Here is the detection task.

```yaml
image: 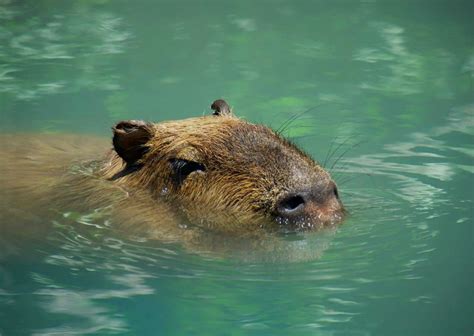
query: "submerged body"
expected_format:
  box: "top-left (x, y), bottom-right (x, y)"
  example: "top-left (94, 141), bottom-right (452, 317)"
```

top-left (0, 100), bottom-right (344, 255)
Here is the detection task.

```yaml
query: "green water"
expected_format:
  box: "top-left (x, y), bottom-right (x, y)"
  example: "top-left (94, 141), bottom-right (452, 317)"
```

top-left (1, 0), bottom-right (473, 335)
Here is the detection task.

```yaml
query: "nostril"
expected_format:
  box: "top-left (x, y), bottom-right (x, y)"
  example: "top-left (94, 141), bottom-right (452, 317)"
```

top-left (278, 195), bottom-right (306, 214)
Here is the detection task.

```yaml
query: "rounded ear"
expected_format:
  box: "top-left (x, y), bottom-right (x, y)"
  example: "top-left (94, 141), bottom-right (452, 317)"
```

top-left (112, 120), bottom-right (154, 164)
top-left (211, 99), bottom-right (233, 116)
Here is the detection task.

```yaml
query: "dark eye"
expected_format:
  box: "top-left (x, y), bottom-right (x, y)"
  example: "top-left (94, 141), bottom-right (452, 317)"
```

top-left (333, 185), bottom-right (339, 199)
top-left (169, 158), bottom-right (206, 186)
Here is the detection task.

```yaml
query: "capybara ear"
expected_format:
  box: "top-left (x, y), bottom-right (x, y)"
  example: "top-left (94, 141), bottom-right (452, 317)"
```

top-left (210, 99), bottom-right (233, 116)
top-left (112, 120), bottom-right (154, 165)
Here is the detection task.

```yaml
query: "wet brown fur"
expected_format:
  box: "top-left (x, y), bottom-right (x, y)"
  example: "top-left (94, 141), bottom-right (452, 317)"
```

top-left (102, 115), bottom-right (337, 231)
top-left (0, 101), bottom-right (343, 258)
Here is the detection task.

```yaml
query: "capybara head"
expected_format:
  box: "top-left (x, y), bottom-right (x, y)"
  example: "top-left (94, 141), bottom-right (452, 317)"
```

top-left (106, 99), bottom-right (344, 234)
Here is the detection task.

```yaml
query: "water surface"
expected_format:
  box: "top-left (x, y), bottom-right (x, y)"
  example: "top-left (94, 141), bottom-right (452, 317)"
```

top-left (0, 1), bottom-right (473, 335)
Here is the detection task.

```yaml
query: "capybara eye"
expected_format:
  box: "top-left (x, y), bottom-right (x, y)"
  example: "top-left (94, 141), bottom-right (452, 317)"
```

top-left (333, 186), bottom-right (339, 199)
top-left (169, 158), bottom-right (206, 186)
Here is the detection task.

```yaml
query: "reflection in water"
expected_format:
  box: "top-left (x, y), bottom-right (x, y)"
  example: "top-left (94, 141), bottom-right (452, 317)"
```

top-left (30, 229), bottom-right (156, 335)
top-left (354, 22), bottom-right (458, 97)
top-left (335, 104), bottom-right (473, 287)
top-left (33, 272), bottom-right (154, 335)
top-left (354, 22), bottom-right (424, 95)
top-left (462, 53), bottom-right (474, 77)
top-left (0, 211), bottom-right (345, 334)
top-left (230, 16), bottom-right (257, 32)
top-left (0, 0), bottom-right (131, 101)
top-left (344, 105), bottom-right (473, 209)
top-left (34, 289), bottom-right (128, 335)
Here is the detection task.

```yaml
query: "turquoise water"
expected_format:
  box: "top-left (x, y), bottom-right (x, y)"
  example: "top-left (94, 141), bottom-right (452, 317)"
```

top-left (1, 1), bottom-right (473, 335)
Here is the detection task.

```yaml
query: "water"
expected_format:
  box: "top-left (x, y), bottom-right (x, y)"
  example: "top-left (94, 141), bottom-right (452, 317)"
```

top-left (1, 0), bottom-right (473, 335)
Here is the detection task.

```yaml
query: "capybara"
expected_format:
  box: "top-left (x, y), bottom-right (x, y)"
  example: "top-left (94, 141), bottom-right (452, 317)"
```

top-left (0, 99), bottom-right (344, 257)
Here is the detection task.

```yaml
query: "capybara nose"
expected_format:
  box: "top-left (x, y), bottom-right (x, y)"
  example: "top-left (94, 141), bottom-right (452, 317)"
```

top-left (274, 181), bottom-right (343, 227)
top-left (275, 193), bottom-right (307, 217)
